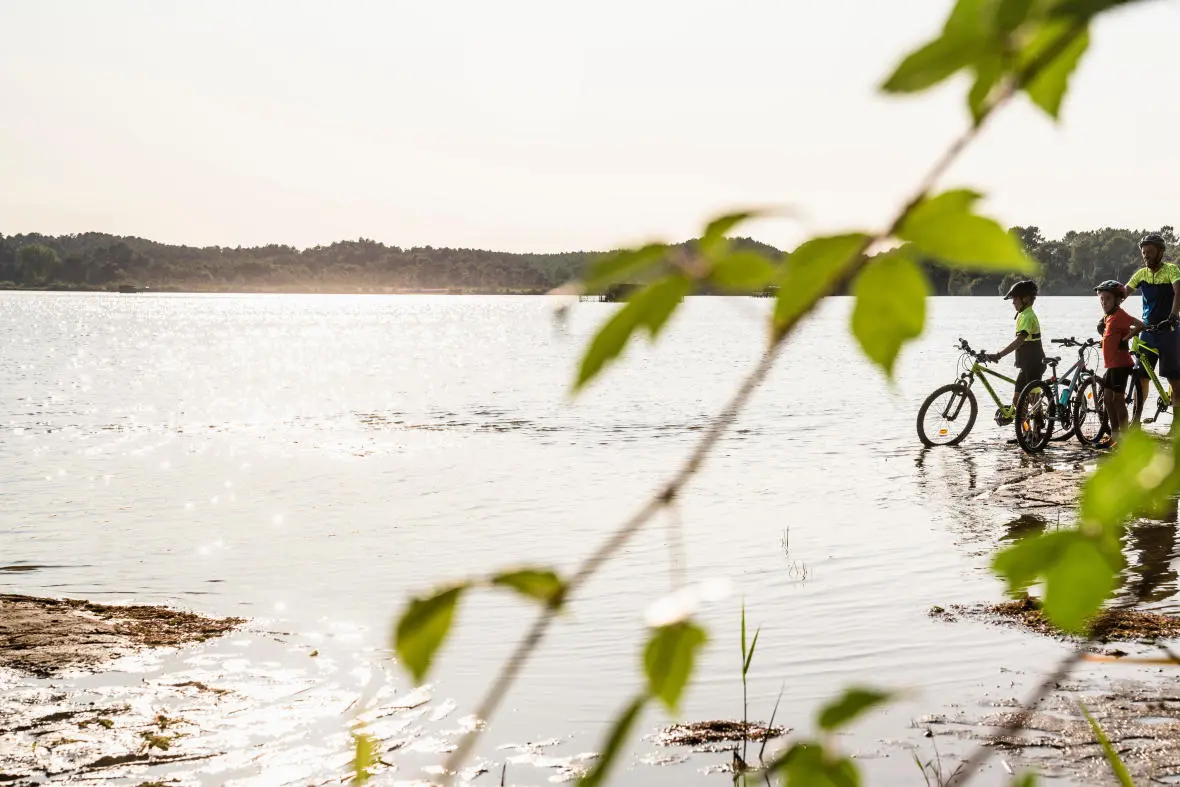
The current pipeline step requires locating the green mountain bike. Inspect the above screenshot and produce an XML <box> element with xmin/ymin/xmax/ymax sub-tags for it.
<box><xmin>1013</xmin><ymin>337</ymin><xmax>1105</xmax><ymax>453</ymax></box>
<box><xmin>917</xmin><ymin>339</ymin><xmax>1019</xmax><ymax>447</ymax></box>
<box><xmin>1126</xmin><ymin>319</ymin><xmax>1177</xmax><ymax>436</ymax></box>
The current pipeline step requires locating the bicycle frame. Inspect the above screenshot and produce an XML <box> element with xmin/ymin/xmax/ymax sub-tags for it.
<box><xmin>963</xmin><ymin>362</ymin><xmax>1016</xmax><ymax>409</ymax></box>
<box><xmin>1130</xmin><ymin>338</ymin><xmax>1173</xmax><ymax>406</ymax></box>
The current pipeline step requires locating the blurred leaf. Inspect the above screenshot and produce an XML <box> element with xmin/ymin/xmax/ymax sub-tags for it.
<box><xmin>1011</xmin><ymin>773</ymin><xmax>1039</xmax><ymax>787</ymax></box>
<box><xmin>583</xmin><ymin>243</ymin><xmax>668</xmax><ymax>293</ymax></box>
<box><xmin>699</xmin><ymin>211</ymin><xmax>764</xmax><ymax>257</ymax></box>
<box><xmin>993</xmin><ymin>530</ymin><xmax>1076</xmax><ymax>596</ymax></box>
<box><xmin>851</xmin><ymin>250</ymin><xmax>929</xmax><ymax>376</ymax></box>
<box><xmin>1048</xmin><ymin>0</ymin><xmax>1149</xmax><ymax>19</ymax></box>
<box><xmin>1079</xmin><ymin>701</ymin><xmax>1135</xmax><ymax>787</ymax></box>
<box><xmin>574</xmin><ymin>274</ymin><xmax>692</xmax><ymax>391</ymax></box>
<box><xmin>579</xmin><ymin>695</ymin><xmax>646</xmax><ymax>787</ymax></box>
<box><xmin>644</xmin><ymin>621</ymin><xmax>708</xmax><ymax>713</ymax></box>
<box><xmin>710</xmin><ymin>250</ymin><xmax>781</xmax><ymax>292</ymax></box>
<box><xmin>1043</xmin><ymin>536</ymin><xmax>1119</xmax><ymax>633</ymax></box>
<box><xmin>997</xmin><ymin>0</ymin><xmax>1035</xmax><ymax>32</ymax></box>
<box><xmin>353</xmin><ymin>730</ymin><xmax>375</xmax><ymax>785</ymax></box>
<box><xmin>817</xmin><ymin>687</ymin><xmax>894</xmax><ymax>731</ymax></box>
<box><xmin>993</xmin><ymin>529</ymin><xmax>1121</xmax><ymax>634</ymax></box>
<box><xmin>881</xmin><ymin>35</ymin><xmax>983</xmax><ymax>93</ymax></box>
<box><xmin>492</xmin><ymin>568</ymin><xmax>566</xmax><ymax>608</ymax></box>
<box><xmin>1019</xmin><ymin>21</ymin><xmax>1090</xmax><ymax>119</ymax></box>
<box><xmin>881</xmin><ymin>0</ymin><xmax>996</xmax><ymax>94</ymax></box>
<box><xmin>777</xmin><ymin>742</ymin><xmax>861</xmax><ymax>787</ymax></box>
<box><xmin>968</xmin><ymin>55</ymin><xmax>1005</xmax><ymax>124</ymax></box>
<box><xmin>1078</xmin><ymin>427</ymin><xmax>1179</xmax><ymax>535</ymax></box>
<box><xmin>945</xmin><ymin>0</ymin><xmax>995</xmax><ymax>34</ymax></box>
<box><xmin>897</xmin><ymin>189</ymin><xmax>1038</xmax><ymax>273</ymax></box>
<box><xmin>773</xmin><ymin>233</ymin><xmax>870</xmax><ymax>339</ymax></box>
<box><xmin>394</xmin><ymin>584</ymin><xmax>466</xmax><ymax>684</ymax></box>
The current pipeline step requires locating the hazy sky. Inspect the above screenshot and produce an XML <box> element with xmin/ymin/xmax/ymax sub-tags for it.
<box><xmin>2</xmin><ymin>0</ymin><xmax>1177</xmax><ymax>252</ymax></box>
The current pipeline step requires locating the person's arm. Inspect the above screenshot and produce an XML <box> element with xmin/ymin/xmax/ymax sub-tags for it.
<box><xmin>988</xmin><ymin>334</ymin><xmax>1025</xmax><ymax>362</ymax></box>
<box><xmin>1128</xmin><ymin>315</ymin><xmax>1145</xmax><ymax>337</ymax></box>
<box><xmin>1170</xmin><ymin>279</ymin><xmax>1180</xmax><ymax>321</ymax></box>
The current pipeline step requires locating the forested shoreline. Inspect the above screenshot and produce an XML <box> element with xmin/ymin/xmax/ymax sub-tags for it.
<box><xmin>1</xmin><ymin>226</ymin><xmax>1174</xmax><ymax>295</ymax></box>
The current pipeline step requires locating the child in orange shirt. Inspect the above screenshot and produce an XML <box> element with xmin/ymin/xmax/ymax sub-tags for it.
<box><xmin>1095</xmin><ymin>280</ymin><xmax>1144</xmax><ymax>444</ymax></box>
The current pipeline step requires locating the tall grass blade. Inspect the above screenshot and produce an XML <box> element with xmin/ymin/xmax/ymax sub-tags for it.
<box><xmin>1078</xmin><ymin>701</ymin><xmax>1135</xmax><ymax>787</ymax></box>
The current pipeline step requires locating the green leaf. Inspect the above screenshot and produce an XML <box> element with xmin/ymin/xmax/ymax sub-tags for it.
<box><xmin>699</xmin><ymin>211</ymin><xmax>763</xmax><ymax>257</ymax></box>
<box><xmin>579</xmin><ymin>695</ymin><xmax>646</xmax><ymax>787</ymax></box>
<box><xmin>583</xmin><ymin>243</ymin><xmax>668</xmax><ymax>293</ymax></box>
<box><xmin>710</xmin><ymin>250</ymin><xmax>781</xmax><ymax>292</ymax></box>
<box><xmin>897</xmin><ymin>189</ymin><xmax>1038</xmax><ymax>273</ymax></box>
<box><xmin>1048</xmin><ymin>0</ymin><xmax>1148</xmax><ymax>20</ymax></box>
<box><xmin>850</xmin><ymin>250</ymin><xmax>929</xmax><ymax>376</ymax></box>
<box><xmin>491</xmin><ymin>568</ymin><xmax>566</xmax><ymax>608</ymax></box>
<box><xmin>773</xmin><ymin>233</ymin><xmax>870</xmax><ymax>338</ymax></box>
<box><xmin>1011</xmin><ymin>773</ymin><xmax>1039</xmax><ymax>787</ymax></box>
<box><xmin>644</xmin><ymin>621</ymin><xmax>708</xmax><ymax>713</ymax></box>
<box><xmin>574</xmin><ymin>274</ymin><xmax>692</xmax><ymax>391</ymax></box>
<box><xmin>1079</xmin><ymin>701</ymin><xmax>1135</xmax><ymax>787</ymax></box>
<box><xmin>881</xmin><ymin>35</ymin><xmax>983</xmax><ymax>93</ymax></box>
<box><xmin>945</xmin><ymin>0</ymin><xmax>996</xmax><ymax>36</ymax></box>
<box><xmin>777</xmin><ymin>742</ymin><xmax>861</xmax><ymax>787</ymax></box>
<box><xmin>353</xmin><ymin>730</ymin><xmax>375</xmax><ymax>785</ymax></box>
<box><xmin>992</xmin><ymin>529</ymin><xmax>1076</xmax><ymax>596</ymax></box>
<box><xmin>817</xmin><ymin>687</ymin><xmax>894</xmax><ymax>731</ymax></box>
<box><xmin>1019</xmin><ymin>21</ymin><xmax>1090</xmax><ymax>120</ymax></box>
<box><xmin>1043</xmin><ymin>536</ymin><xmax>1119</xmax><ymax>633</ymax></box>
<box><xmin>997</xmin><ymin>0</ymin><xmax>1035</xmax><ymax>32</ymax></box>
<box><xmin>1078</xmin><ymin>427</ymin><xmax>1180</xmax><ymax>535</ymax></box>
<box><xmin>968</xmin><ymin>56</ymin><xmax>1005</xmax><ymax>125</ymax></box>
<box><xmin>393</xmin><ymin>584</ymin><xmax>465</xmax><ymax>684</ymax></box>
<box><xmin>743</xmin><ymin>627</ymin><xmax>760</xmax><ymax>677</ymax></box>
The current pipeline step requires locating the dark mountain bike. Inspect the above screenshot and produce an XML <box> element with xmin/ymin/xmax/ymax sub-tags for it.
<box><xmin>1014</xmin><ymin>336</ymin><xmax>1105</xmax><ymax>453</ymax></box>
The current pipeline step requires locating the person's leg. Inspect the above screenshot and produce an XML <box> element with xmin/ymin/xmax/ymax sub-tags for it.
<box><xmin>1109</xmin><ymin>387</ymin><xmax>1129</xmax><ymax>436</ymax></box>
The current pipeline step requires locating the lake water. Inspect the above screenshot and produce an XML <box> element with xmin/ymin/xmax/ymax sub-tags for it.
<box><xmin>2</xmin><ymin>292</ymin><xmax>1176</xmax><ymax>786</ymax></box>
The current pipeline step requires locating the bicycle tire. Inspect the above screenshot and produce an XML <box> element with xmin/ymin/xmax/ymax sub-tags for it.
<box><xmin>1072</xmin><ymin>373</ymin><xmax>1108</xmax><ymax>447</ymax></box>
<box><xmin>1015</xmin><ymin>379</ymin><xmax>1054</xmax><ymax>453</ymax></box>
<box><xmin>917</xmin><ymin>383</ymin><xmax>977</xmax><ymax>447</ymax></box>
<box><xmin>1129</xmin><ymin>371</ymin><xmax>1173</xmax><ymax>435</ymax></box>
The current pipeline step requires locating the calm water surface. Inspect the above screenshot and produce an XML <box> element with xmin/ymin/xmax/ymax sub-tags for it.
<box><xmin>2</xmin><ymin>292</ymin><xmax>1176</xmax><ymax>785</ymax></box>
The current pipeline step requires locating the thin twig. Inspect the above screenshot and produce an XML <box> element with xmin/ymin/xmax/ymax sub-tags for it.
<box><xmin>944</xmin><ymin>646</ymin><xmax>1086</xmax><ymax>786</ymax></box>
<box><xmin>432</xmin><ymin>24</ymin><xmax>1083</xmax><ymax>781</ymax></box>
<box><xmin>667</xmin><ymin>500</ymin><xmax>686</xmax><ymax>591</ymax></box>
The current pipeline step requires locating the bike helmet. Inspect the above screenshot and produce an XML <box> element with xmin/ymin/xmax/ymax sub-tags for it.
<box><xmin>1094</xmin><ymin>279</ymin><xmax>1127</xmax><ymax>298</ymax></box>
<box><xmin>1140</xmin><ymin>233</ymin><xmax>1167</xmax><ymax>250</ymax></box>
<box><xmin>1003</xmin><ymin>279</ymin><xmax>1038</xmax><ymax>300</ymax></box>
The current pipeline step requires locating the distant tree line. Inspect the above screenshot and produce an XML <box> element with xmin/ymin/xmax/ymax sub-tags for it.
<box><xmin>0</xmin><ymin>226</ymin><xmax>1174</xmax><ymax>295</ymax></box>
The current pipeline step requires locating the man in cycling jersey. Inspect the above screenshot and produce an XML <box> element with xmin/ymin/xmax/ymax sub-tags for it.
<box><xmin>1124</xmin><ymin>233</ymin><xmax>1180</xmax><ymax>407</ymax></box>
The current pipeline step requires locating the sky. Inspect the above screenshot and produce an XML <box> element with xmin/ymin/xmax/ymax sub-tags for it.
<box><xmin>2</xmin><ymin>0</ymin><xmax>1178</xmax><ymax>253</ymax></box>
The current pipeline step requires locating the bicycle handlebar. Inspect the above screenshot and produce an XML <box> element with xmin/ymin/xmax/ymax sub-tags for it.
<box><xmin>955</xmin><ymin>338</ymin><xmax>989</xmax><ymax>360</ymax></box>
<box><xmin>1145</xmin><ymin>317</ymin><xmax>1179</xmax><ymax>332</ymax></box>
<box><xmin>1050</xmin><ymin>336</ymin><xmax>1099</xmax><ymax>348</ymax></box>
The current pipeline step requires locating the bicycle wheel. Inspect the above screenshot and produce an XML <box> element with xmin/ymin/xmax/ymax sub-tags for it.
<box><xmin>1129</xmin><ymin>372</ymin><xmax>1174</xmax><ymax>437</ymax></box>
<box><xmin>1050</xmin><ymin>394</ymin><xmax>1076</xmax><ymax>442</ymax></box>
<box><xmin>1015</xmin><ymin>379</ymin><xmax>1054</xmax><ymax>453</ymax></box>
<box><xmin>917</xmin><ymin>383</ymin><xmax>978</xmax><ymax>447</ymax></box>
<box><xmin>1072</xmin><ymin>373</ymin><xmax>1107</xmax><ymax>446</ymax></box>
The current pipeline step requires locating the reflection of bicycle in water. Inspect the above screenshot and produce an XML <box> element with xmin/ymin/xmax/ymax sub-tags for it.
<box><xmin>1012</xmin><ymin>337</ymin><xmax>1105</xmax><ymax>453</ymax></box>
